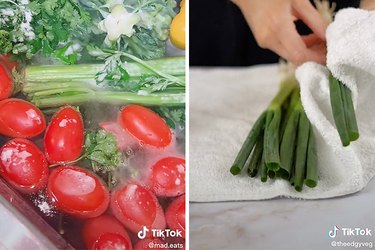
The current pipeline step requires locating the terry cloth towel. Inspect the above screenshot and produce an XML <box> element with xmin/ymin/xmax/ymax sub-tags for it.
<box><xmin>190</xmin><ymin>8</ymin><xmax>375</xmax><ymax>202</ymax></box>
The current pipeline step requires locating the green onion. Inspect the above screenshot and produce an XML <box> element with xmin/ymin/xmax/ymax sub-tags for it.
<box><xmin>340</xmin><ymin>83</ymin><xmax>359</xmax><ymax>141</ymax></box>
<box><xmin>230</xmin><ymin>111</ymin><xmax>266</xmax><ymax>175</ymax></box>
<box><xmin>279</xmin><ymin>88</ymin><xmax>301</xmax><ymax>179</ymax></box>
<box><xmin>279</xmin><ymin>88</ymin><xmax>299</xmax><ymax>139</ymax></box>
<box><xmin>289</xmin><ymin>174</ymin><xmax>295</xmax><ymax>186</ymax></box>
<box><xmin>260</xmin><ymin>153</ymin><xmax>268</xmax><ymax>183</ymax></box>
<box><xmin>264</xmin><ymin>77</ymin><xmax>297</xmax><ymax>171</ymax></box>
<box><xmin>230</xmin><ymin>76</ymin><xmax>319</xmax><ymax>191</ymax></box>
<box><xmin>294</xmin><ymin>109</ymin><xmax>310</xmax><ymax>192</ymax></box>
<box><xmin>279</xmin><ymin>109</ymin><xmax>300</xmax><ymax>179</ymax></box>
<box><xmin>329</xmin><ymin>75</ymin><xmax>350</xmax><ymax>146</ymax></box>
<box><xmin>305</xmin><ymin>127</ymin><xmax>318</xmax><ymax>188</ymax></box>
<box><xmin>245</xmin><ymin>132</ymin><xmax>264</xmax><ymax>178</ymax></box>
<box><xmin>268</xmin><ymin>169</ymin><xmax>276</xmax><ymax>179</ymax></box>
<box><xmin>264</xmin><ymin>107</ymin><xmax>281</xmax><ymax>171</ymax></box>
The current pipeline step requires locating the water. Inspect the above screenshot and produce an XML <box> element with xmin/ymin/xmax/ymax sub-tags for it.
<box><xmin>19</xmin><ymin>102</ymin><xmax>185</xmax><ymax>249</ymax></box>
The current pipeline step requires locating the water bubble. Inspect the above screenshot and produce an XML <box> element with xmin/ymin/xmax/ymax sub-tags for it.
<box><xmin>125</xmin><ymin>148</ymin><xmax>134</xmax><ymax>157</ymax></box>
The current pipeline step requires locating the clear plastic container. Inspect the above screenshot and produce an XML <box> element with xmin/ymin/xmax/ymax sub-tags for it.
<box><xmin>0</xmin><ymin>178</ymin><xmax>74</xmax><ymax>250</ymax></box>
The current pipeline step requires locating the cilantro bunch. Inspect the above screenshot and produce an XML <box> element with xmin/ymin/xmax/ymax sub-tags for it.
<box><xmin>0</xmin><ymin>0</ymin><xmax>91</xmax><ymax>63</ymax></box>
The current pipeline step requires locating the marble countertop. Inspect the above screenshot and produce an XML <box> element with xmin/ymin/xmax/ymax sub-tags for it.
<box><xmin>190</xmin><ymin>179</ymin><xmax>375</xmax><ymax>250</ymax></box>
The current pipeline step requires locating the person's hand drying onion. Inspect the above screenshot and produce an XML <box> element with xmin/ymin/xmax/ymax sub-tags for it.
<box><xmin>232</xmin><ymin>0</ymin><xmax>328</xmax><ymax>65</ymax></box>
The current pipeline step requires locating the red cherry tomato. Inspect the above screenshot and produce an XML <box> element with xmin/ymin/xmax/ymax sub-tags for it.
<box><xmin>83</xmin><ymin>214</ymin><xmax>132</xmax><ymax>250</ymax></box>
<box><xmin>0</xmin><ymin>54</ymin><xmax>18</xmax><ymax>71</ymax></box>
<box><xmin>134</xmin><ymin>238</ymin><xmax>167</xmax><ymax>250</ymax></box>
<box><xmin>0</xmin><ymin>62</ymin><xmax>13</xmax><ymax>101</ymax></box>
<box><xmin>149</xmin><ymin>157</ymin><xmax>185</xmax><ymax>197</ymax></box>
<box><xmin>119</xmin><ymin>105</ymin><xmax>172</xmax><ymax>148</ymax></box>
<box><xmin>94</xmin><ymin>233</ymin><xmax>130</xmax><ymax>250</ymax></box>
<box><xmin>0</xmin><ymin>99</ymin><xmax>46</xmax><ymax>138</ymax></box>
<box><xmin>47</xmin><ymin>166</ymin><xmax>109</xmax><ymax>218</ymax></box>
<box><xmin>0</xmin><ymin>138</ymin><xmax>48</xmax><ymax>194</ymax></box>
<box><xmin>44</xmin><ymin>106</ymin><xmax>83</xmax><ymax>164</ymax></box>
<box><xmin>165</xmin><ymin>195</ymin><xmax>185</xmax><ymax>238</ymax></box>
<box><xmin>111</xmin><ymin>183</ymin><xmax>166</xmax><ymax>234</ymax></box>
<box><xmin>99</xmin><ymin>121</ymin><xmax>127</xmax><ymax>150</ymax></box>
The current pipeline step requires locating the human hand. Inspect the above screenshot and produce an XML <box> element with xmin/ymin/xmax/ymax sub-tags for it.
<box><xmin>360</xmin><ymin>0</ymin><xmax>375</xmax><ymax>10</ymax></box>
<box><xmin>232</xmin><ymin>0</ymin><xmax>328</xmax><ymax>65</ymax></box>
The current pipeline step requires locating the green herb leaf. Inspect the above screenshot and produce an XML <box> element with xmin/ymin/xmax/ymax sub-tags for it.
<box><xmin>53</xmin><ymin>43</ymin><xmax>79</xmax><ymax>65</ymax></box>
<box><xmin>89</xmin><ymin>47</ymin><xmax>184</xmax><ymax>93</ymax></box>
<box><xmin>93</xmin><ymin>52</ymin><xmax>132</xmax><ymax>90</ymax></box>
<box><xmin>155</xmin><ymin>107</ymin><xmax>185</xmax><ymax>129</ymax></box>
<box><xmin>126</xmin><ymin>0</ymin><xmax>176</xmax><ymax>60</ymax></box>
<box><xmin>84</xmin><ymin>130</ymin><xmax>122</xmax><ymax>172</ymax></box>
<box><xmin>138</xmin><ymin>75</ymin><xmax>177</xmax><ymax>93</ymax></box>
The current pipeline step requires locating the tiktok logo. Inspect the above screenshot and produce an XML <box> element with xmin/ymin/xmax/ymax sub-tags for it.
<box><xmin>328</xmin><ymin>225</ymin><xmax>340</xmax><ymax>238</ymax></box>
<box><xmin>137</xmin><ymin>226</ymin><xmax>149</xmax><ymax>239</ymax></box>
<box><xmin>137</xmin><ymin>226</ymin><xmax>183</xmax><ymax>239</ymax></box>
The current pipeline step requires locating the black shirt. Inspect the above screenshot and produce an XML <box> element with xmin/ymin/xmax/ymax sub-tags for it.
<box><xmin>190</xmin><ymin>0</ymin><xmax>360</xmax><ymax>66</ymax></box>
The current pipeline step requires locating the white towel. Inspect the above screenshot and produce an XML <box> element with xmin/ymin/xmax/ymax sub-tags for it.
<box><xmin>190</xmin><ymin>8</ymin><xmax>375</xmax><ymax>202</ymax></box>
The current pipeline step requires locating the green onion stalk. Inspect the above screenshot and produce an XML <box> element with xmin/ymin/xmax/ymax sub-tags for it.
<box><xmin>230</xmin><ymin>75</ymin><xmax>297</xmax><ymax>175</ymax></box>
<box><xmin>329</xmin><ymin>74</ymin><xmax>359</xmax><ymax>146</ymax></box>
<box><xmin>17</xmin><ymin>57</ymin><xmax>185</xmax><ymax>109</ymax></box>
<box><xmin>230</xmin><ymin>75</ymin><xmax>318</xmax><ymax>192</ymax></box>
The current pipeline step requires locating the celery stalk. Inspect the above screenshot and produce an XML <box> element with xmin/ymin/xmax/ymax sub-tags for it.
<box><xmin>19</xmin><ymin>57</ymin><xmax>185</xmax><ymax>109</ymax></box>
<box><xmin>24</xmin><ymin>57</ymin><xmax>185</xmax><ymax>83</ymax></box>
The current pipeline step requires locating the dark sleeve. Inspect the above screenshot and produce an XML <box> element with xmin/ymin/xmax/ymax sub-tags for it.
<box><xmin>189</xmin><ymin>0</ymin><xmax>360</xmax><ymax>67</ymax></box>
<box><xmin>189</xmin><ymin>0</ymin><xmax>278</xmax><ymax>66</ymax></box>
<box><xmin>335</xmin><ymin>1</ymin><xmax>360</xmax><ymax>9</ymax></box>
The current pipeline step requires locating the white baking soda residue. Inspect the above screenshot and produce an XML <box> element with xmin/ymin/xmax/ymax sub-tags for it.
<box><xmin>32</xmin><ymin>192</ymin><xmax>55</xmax><ymax>217</ymax></box>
